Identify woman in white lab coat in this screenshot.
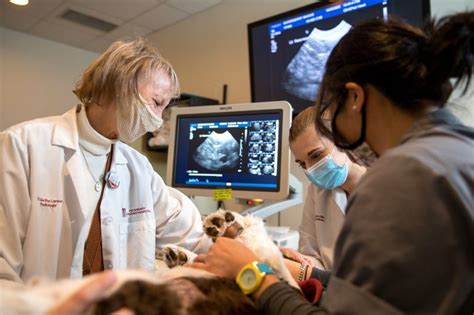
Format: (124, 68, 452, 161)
(0, 39, 209, 287)
(282, 106, 366, 273)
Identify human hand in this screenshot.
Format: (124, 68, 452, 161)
(280, 247, 315, 267)
(188, 237, 259, 279)
(47, 271, 117, 315)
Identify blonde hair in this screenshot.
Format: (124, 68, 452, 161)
(73, 38, 180, 107)
(289, 106, 318, 143)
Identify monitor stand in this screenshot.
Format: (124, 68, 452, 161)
(240, 174, 303, 219)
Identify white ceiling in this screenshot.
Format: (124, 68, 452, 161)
(1, 0, 472, 53)
(0, 0, 223, 52)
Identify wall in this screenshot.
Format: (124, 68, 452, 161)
(0, 27, 98, 131)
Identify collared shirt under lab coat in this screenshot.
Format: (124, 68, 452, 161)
(298, 184, 347, 270)
(0, 105, 210, 287)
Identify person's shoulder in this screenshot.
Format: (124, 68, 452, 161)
(349, 143, 472, 220)
(306, 183, 329, 202)
(357, 151, 437, 194)
(394, 123, 474, 175)
(380, 131, 473, 180)
(0, 113, 65, 143)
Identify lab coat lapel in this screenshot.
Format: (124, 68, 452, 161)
(64, 149, 90, 220)
(112, 142, 128, 166)
(52, 106, 90, 223)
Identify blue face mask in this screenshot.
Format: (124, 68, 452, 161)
(304, 152, 349, 190)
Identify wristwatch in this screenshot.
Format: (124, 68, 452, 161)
(236, 261, 273, 295)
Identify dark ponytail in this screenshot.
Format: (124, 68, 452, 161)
(316, 11, 474, 115)
(424, 12, 474, 97)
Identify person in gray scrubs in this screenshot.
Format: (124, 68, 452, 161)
(190, 12, 474, 314)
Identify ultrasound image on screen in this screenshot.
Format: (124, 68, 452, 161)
(281, 20, 352, 101)
(247, 121, 277, 176)
(193, 131, 240, 171)
(189, 129, 242, 172)
(173, 113, 282, 191)
(187, 120, 278, 176)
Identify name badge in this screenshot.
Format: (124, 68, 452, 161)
(105, 171, 120, 189)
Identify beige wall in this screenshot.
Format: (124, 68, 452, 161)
(0, 27, 98, 131)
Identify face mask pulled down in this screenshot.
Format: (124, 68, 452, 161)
(116, 97, 163, 143)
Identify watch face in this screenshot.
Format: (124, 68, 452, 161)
(241, 268, 256, 288)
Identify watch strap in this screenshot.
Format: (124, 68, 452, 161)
(256, 262, 273, 275)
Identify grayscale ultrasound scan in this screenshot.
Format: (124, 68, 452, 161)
(262, 154, 274, 163)
(249, 164, 262, 175)
(263, 143, 274, 152)
(251, 122, 263, 131)
(193, 131, 239, 171)
(263, 133, 275, 142)
(262, 165, 274, 175)
(250, 132, 263, 141)
(281, 21, 351, 101)
(249, 143, 261, 153)
(264, 122, 276, 131)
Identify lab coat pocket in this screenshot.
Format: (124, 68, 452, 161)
(119, 219, 156, 271)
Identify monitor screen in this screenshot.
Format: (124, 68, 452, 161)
(166, 101, 292, 200)
(248, 0, 431, 115)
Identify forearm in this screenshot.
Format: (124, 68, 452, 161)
(256, 280, 327, 315)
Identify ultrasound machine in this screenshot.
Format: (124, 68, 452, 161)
(166, 101, 302, 248)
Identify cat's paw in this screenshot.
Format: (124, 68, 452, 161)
(160, 246, 191, 268)
(203, 210, 243, 241)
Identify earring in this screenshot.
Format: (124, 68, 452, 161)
(352, 105, 357, 111)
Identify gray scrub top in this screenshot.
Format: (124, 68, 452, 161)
(257, 108, 474, 314)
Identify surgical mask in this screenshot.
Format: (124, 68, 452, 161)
(116, 95, 163, 143)
(304, 150, 349, 189)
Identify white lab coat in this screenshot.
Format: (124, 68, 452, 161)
(298, 184, 347, 270)
(0, 106, 210, 287)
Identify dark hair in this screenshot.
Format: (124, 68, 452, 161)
(316, 11, 473, 135)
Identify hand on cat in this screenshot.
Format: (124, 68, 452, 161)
(189, 237, 259, 279)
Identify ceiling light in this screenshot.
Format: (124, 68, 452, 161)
(10, 0, 29, 6)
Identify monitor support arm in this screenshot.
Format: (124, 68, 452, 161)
(240, 174, 303, 219)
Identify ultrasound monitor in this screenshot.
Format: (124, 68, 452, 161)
(248, 0, 430, 115)
(166, 101, 292, 200)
